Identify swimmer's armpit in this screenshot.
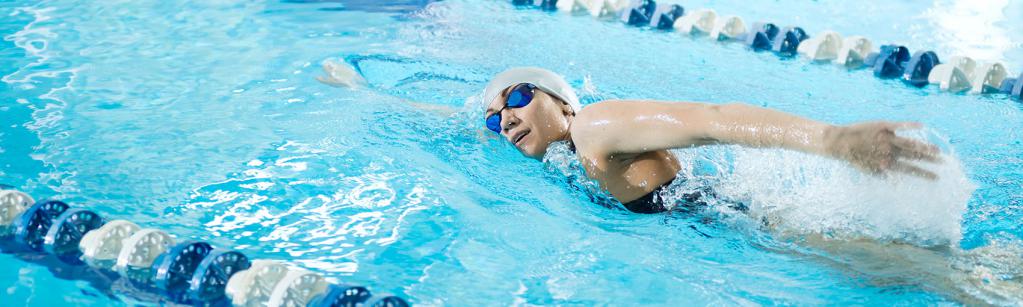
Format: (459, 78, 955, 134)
(317, 58, 366, 88)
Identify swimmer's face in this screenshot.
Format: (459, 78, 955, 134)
(484, 85, 573, 159)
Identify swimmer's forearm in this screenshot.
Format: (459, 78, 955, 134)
(705, 102, 835, 156)
(570, 100, 836, 158)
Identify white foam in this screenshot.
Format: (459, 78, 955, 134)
(543, 127, 975, 247)
(673, 128, 976, 247)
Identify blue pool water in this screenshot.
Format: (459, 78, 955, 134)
(2, 0, 1023, 305)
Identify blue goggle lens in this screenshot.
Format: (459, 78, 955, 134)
(507, 88, 532, 108)
(484, 83, 535, 134)
(486, 113, 502, 133)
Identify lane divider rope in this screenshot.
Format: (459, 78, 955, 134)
(0, 189, 410, 307)
(511, 0, 1023, 101)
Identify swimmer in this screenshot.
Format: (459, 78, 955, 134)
(319, 62, 941, 214)
(481, 67, 941, 213)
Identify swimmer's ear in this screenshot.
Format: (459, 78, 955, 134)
(557, 99, 574, 116)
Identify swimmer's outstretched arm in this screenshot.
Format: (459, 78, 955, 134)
(317, 58, 458, 115)
(569, 100, 941, 179)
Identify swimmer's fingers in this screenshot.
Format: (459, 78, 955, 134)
(316, 74, 359, 88)
(891, 161, 938, 180)
(316, 75, 345, 87)
(893, 137, 941, 163)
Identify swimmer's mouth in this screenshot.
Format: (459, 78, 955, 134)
(511, 129, 530, 146)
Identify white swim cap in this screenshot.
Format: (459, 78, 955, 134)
(482, 67, 581, 114)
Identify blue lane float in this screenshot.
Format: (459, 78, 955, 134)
(367, 295, 412, 307)
(903, 51, 940, 87)
(309, 284, 373, 307)
(866, 45, 911, 79)
(189, 249, 251, 303)
(1014, 78, 1023, 100)
(621, 0, 657, 26)
(153, 241, 215, 302)
(650, 4, 684, 30)
(746, 22, 779, 52)
(13, 200, 70, 251)
(43, 208, 105, 264)
(772, 26, 808, 57)
(512, 0, 557, 11)
(0, 189, 411, 306)
(539, 0, 557, 11)
(1003, 73, 1023, 100)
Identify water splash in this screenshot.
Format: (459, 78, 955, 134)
(694, 128, 976, 247)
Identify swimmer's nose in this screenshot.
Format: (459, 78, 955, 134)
(500, 108, 519, 133)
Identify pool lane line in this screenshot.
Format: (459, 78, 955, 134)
(510, 0, 1023, 101)
(0, 188, 410, 307)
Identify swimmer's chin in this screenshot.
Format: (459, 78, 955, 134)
(517, 141, 546, 160)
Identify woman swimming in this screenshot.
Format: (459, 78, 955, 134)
(480, 67, 941, 213)
(320, 63, 941, 214)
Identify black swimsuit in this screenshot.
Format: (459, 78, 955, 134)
(620, 179, 709, 214)
(565, 142, 715, 214)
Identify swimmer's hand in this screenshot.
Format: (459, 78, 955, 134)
(317, 58, 365, 88)
(825, 122, 941, 180)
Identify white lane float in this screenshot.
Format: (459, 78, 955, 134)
(267, 268, 330, 307)
(226, 260, 292, 306)
(928, 56, 976, 92)
(797, 31, 842, 61)
(80, 220, 143, 269)
(556, 0, 582, 13)
(674, 8, 716, 35)
(709, 15, 746, 41)
(576, 0, 629, 17)
(834, 36, 874, 67)
(0, 190, 34, 236)
(114, 228, 175, 284)
(970, 62, 1009, 94)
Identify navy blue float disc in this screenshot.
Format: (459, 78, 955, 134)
(871, 45, 911, 78)
(650, 4, 684, 30)
(152, 241, 214, 301)
(510, 0, 556, 11)
(621, 0, 657, 26)
(537, 0, 557, 11)
(1012, 73, 1023, 100)
(746, 22, 778, 51)
(368, 296, 410, 307)
(308, 284, 372, 307)
(13, 200, 70, 251)
(902, 51, 940, 87)
(43, 208, 105, 264)
(188, 249, 251, 303)
(772, 27, 808, 57)
(1000, 78, 1017, 93)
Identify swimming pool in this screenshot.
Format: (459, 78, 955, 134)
(1, 0, 1022, 305)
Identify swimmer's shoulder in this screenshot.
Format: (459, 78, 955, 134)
(569, 100, 643, 161)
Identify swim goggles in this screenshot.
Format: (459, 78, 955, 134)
(485, 83, 536, 134)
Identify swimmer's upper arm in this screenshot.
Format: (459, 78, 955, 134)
(570, 100, 718, 159)
(571, 100, 834, 159)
